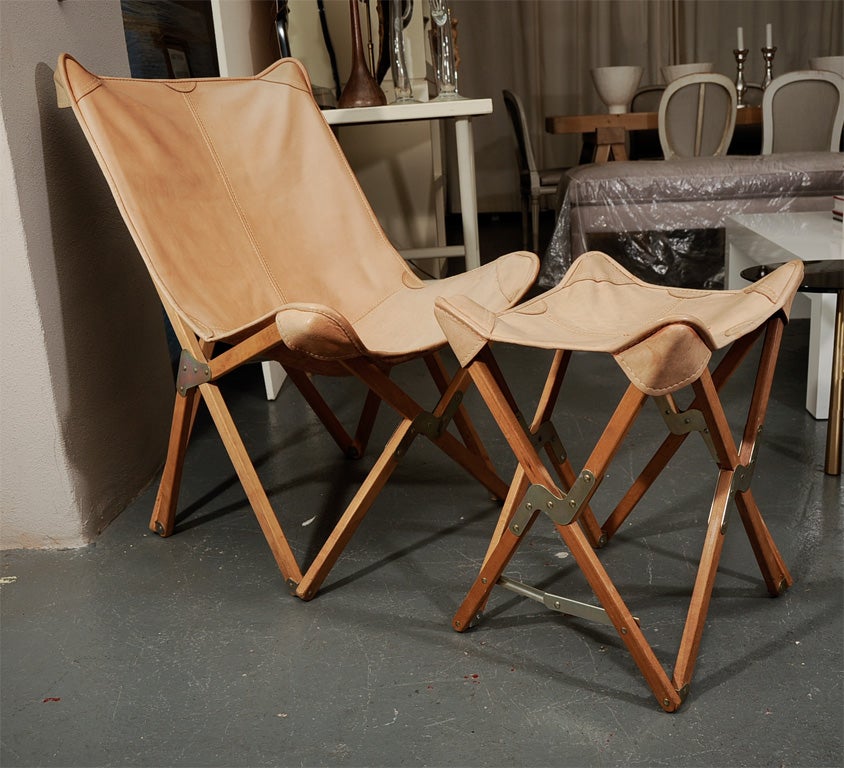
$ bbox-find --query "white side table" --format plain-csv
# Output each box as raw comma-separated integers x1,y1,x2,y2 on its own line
323,98,492,272
726,211,843,419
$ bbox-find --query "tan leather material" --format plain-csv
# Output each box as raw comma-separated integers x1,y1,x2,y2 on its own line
613,324,712,396
54,54,539,360
436,251,803,393
433,295,496,368
352,252,538,361
275,305,367,361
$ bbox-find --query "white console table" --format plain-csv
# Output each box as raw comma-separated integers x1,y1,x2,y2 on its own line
262,97,494,400
323,97,492,272
726,211,843,419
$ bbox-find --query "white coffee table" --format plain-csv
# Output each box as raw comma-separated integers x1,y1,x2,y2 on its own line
726,211,843,420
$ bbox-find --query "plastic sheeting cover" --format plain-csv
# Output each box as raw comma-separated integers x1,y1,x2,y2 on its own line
540,151,843,290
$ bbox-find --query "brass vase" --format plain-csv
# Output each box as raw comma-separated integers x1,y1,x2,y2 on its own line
338,0,387,108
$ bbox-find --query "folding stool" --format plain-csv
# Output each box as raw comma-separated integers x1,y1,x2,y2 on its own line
434,251,803,711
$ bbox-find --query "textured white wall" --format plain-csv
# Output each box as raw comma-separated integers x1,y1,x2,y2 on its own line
0,0,173,548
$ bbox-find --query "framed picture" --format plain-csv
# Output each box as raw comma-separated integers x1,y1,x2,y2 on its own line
164,38,191,78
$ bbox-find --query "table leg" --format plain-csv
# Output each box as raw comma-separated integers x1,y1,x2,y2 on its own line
595,126,627,162
453,115,481,271
825,290,843,475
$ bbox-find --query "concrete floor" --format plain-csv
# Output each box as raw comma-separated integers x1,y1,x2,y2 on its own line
2,219,842,767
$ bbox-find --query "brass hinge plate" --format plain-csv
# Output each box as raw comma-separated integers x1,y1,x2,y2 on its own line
509,470,596,536
655,396,718,461
395,391,463,458
176,350,211,396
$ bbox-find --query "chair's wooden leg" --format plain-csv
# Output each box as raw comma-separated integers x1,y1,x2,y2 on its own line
295,359,510,601
294,417,415,601
353,388,383,457
149,387,200,537
200,382,303,585
345,357,509,500
424,352,496,475
284,367,361,458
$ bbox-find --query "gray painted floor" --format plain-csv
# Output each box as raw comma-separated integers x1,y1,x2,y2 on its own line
2,221,842,767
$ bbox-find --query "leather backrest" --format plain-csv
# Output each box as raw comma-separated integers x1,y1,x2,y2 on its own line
55,55,414,341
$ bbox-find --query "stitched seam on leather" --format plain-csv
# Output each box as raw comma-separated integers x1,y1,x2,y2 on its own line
72,93,220,340
182,91,286,304
278,309,365,360
617,354,708,395
73,77,102,100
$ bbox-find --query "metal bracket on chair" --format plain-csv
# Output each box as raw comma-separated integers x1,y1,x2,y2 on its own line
499,576,614,626
531,421,568,462
655,396,718,462
394,391,463,459
176,350,211,396
509,470,596,536
514,413,568,463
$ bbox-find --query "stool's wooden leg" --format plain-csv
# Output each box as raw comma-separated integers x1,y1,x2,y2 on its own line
673,468,731,691
425,353,497,481
602,327,764,541
733,317,793,593
558,516,683,712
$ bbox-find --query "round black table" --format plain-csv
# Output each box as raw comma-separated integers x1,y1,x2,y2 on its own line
741,259,843,476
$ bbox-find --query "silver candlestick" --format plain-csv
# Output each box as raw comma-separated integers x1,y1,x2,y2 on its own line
761,46,777,90
734,48,749,107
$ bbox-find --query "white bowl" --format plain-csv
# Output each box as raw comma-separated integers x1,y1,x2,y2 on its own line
809,56,844,77
591,66,644,114
661,62,714,83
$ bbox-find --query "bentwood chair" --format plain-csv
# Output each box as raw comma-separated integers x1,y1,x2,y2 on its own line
658,73,737,159
54,54,539,601
502,89,566,254
435,250,802,711
761,69,844,153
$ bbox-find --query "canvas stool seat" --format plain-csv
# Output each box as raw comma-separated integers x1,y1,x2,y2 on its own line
435,251,803,711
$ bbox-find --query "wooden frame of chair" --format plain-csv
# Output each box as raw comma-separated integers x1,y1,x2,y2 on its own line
450,314,792,711
151,298,510,600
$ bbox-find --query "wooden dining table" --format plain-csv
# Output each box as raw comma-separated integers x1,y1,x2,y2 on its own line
546,106,763,162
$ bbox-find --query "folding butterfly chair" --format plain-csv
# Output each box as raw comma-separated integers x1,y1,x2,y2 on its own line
434,251,803,711
54,54,539,600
